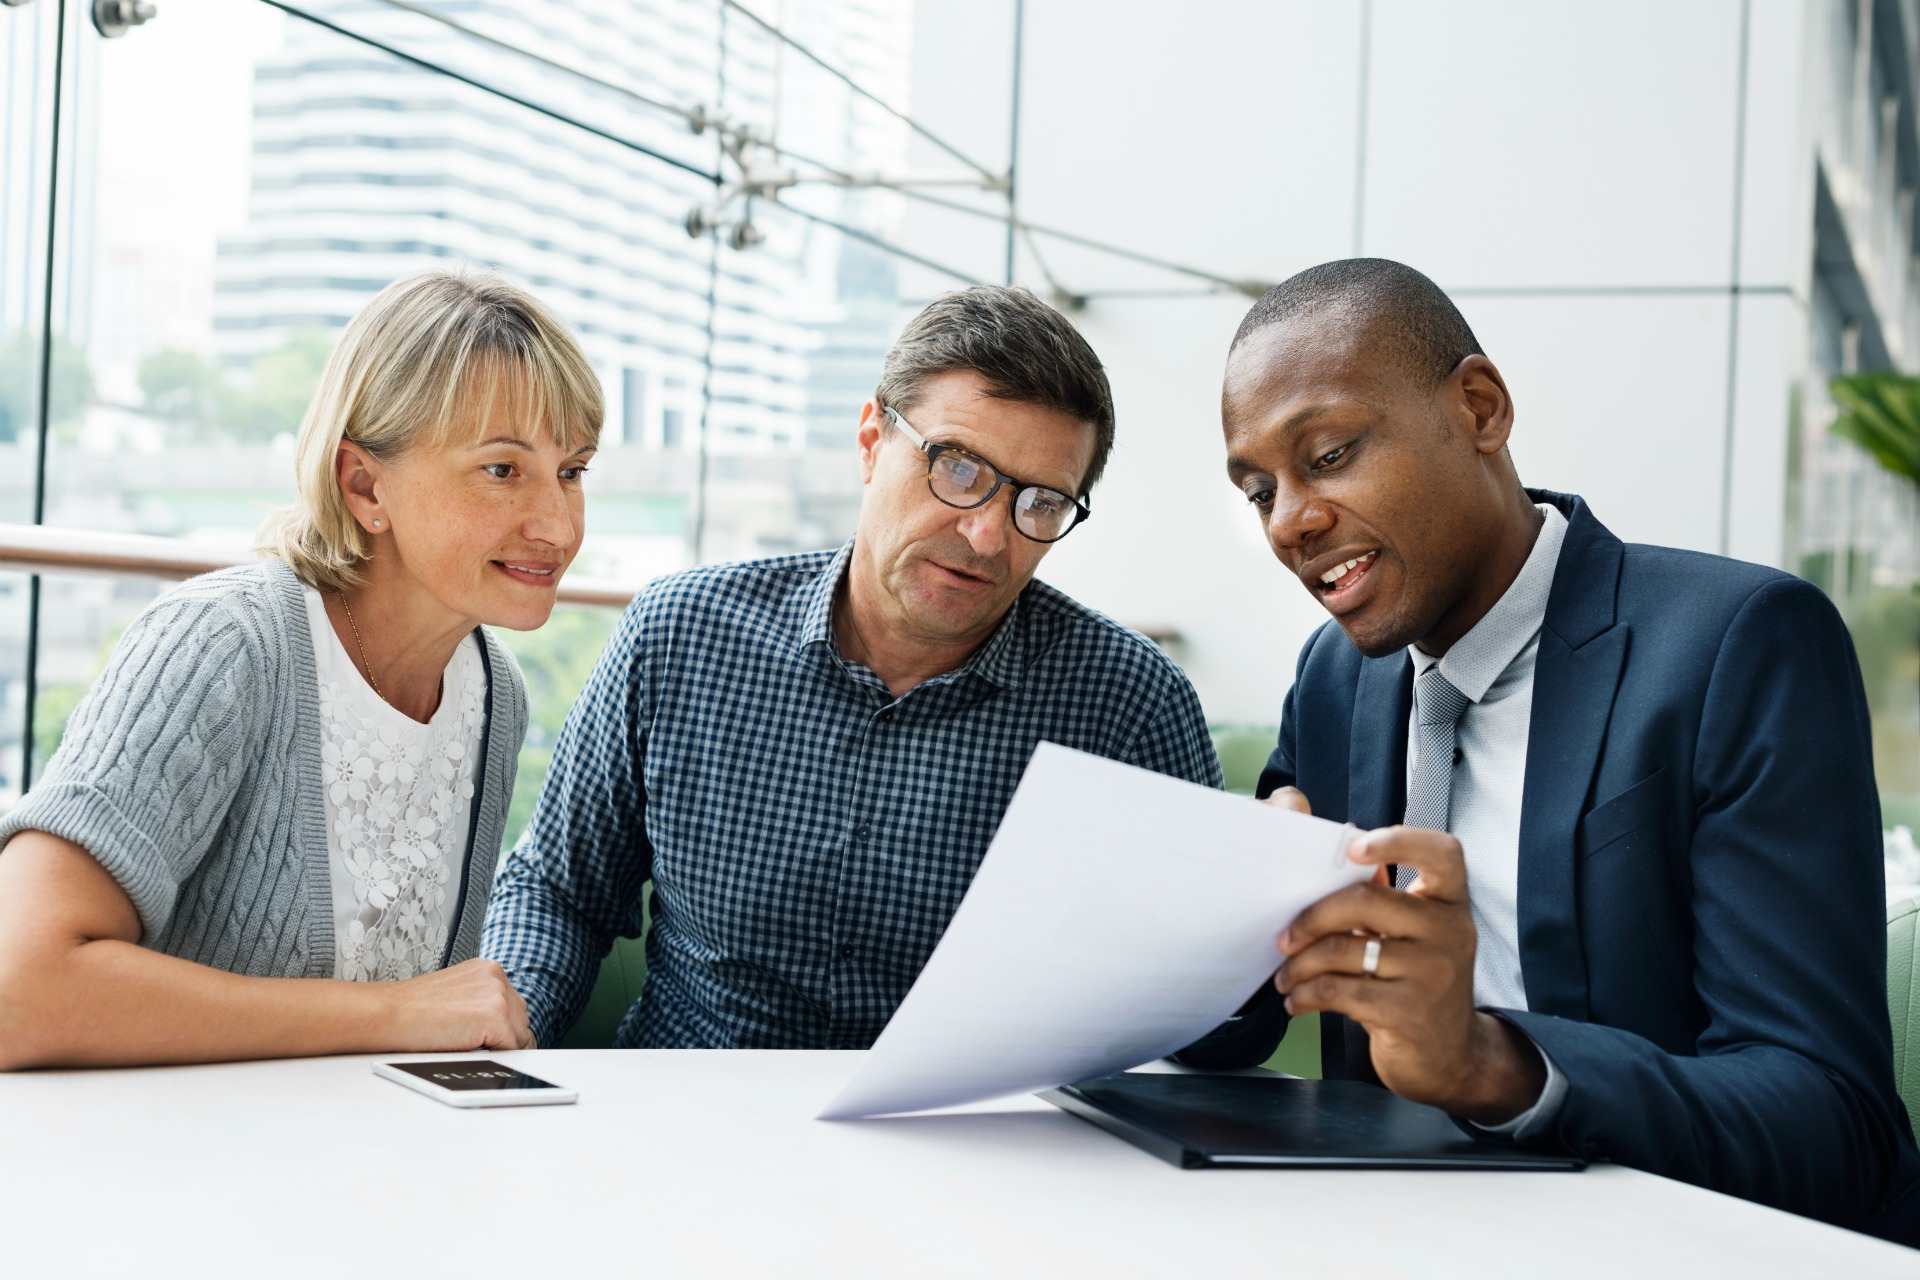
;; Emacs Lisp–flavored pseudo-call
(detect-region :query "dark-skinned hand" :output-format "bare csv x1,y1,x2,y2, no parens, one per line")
1264,786,1547,1125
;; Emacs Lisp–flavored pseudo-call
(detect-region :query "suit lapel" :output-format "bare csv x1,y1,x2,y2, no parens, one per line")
1326,648,1411,1083
1517,492,1628,1021
1349,650,1412,829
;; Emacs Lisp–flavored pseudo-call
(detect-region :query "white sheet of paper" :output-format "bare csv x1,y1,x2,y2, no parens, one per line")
818,742,1372,1120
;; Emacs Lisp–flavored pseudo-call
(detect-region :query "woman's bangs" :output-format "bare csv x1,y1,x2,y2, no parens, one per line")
437,346,599,454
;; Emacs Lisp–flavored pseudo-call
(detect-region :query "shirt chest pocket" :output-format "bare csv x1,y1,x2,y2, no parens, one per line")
1577,766,1669,863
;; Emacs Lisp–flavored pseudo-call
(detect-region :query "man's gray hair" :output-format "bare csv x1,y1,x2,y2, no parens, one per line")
875,285,1115,493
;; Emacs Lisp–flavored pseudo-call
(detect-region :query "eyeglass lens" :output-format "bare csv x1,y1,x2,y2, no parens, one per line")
927,449,1079,540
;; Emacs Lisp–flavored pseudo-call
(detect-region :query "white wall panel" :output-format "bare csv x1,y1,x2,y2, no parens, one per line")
1466,292,1732,554
1010,0,1363,289
1036,295,1326,726
1738,0,1814,287
1362,0,1743,288
904,0,1807,723
1726,292,1803,567
899,0,1017,296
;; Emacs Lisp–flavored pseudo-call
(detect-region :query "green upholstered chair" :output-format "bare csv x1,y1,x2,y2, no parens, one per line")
545,793,1334,1068
554,935,648,1048
1891,896,1920,1139
1190,726,1324,1075
554,887,653,1049
1210,725,1278,797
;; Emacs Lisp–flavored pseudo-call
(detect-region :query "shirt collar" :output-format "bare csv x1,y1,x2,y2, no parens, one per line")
796,539,853,653
963,590,1027,690
1407,503,1570,701
796,538,1029,692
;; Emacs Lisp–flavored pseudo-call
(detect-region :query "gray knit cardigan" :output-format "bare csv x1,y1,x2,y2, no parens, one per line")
0,560,527,978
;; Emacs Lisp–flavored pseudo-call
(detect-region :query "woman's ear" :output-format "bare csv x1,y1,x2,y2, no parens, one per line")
334,440,387,533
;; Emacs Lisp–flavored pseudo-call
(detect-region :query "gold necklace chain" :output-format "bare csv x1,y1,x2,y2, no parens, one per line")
338,592,387,704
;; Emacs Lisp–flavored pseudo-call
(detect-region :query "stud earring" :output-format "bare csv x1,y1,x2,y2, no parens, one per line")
372,519,382,529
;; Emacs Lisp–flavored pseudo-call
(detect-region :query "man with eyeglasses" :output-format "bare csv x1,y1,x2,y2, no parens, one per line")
482,285,1219,1050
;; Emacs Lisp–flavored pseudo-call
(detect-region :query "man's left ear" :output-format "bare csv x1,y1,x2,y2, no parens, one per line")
855,400,886,484
1452,355,1515,455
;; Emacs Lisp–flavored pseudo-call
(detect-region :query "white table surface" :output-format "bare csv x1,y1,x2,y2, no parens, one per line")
1,1048,1912,1279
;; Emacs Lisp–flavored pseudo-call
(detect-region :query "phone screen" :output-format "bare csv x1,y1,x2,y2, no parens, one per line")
385,1060,563,1093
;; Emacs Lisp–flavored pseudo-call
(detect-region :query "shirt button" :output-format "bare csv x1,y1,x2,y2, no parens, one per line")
854,823,871,841
839,944,855,959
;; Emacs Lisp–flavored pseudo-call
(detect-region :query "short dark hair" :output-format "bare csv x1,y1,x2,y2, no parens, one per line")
1230,258,1483,386
876,285,1115,493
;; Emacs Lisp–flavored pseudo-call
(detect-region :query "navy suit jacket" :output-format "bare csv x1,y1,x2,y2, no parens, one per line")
1214,491,1919,1239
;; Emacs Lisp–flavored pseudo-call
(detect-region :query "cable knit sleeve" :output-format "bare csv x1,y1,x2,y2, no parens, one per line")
0,590,267,941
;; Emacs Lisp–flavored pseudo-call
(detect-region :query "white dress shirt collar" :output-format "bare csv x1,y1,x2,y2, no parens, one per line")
1408,503,1570,697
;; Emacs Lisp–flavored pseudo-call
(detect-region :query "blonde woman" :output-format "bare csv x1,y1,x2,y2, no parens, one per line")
0,270,601,1068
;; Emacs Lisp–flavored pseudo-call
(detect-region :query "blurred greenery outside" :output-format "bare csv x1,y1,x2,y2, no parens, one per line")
0,330,93,441
0,324,342,450
1812,565,1920,822
138,330,334,444
493,606,619,850
1824,373,1920,839
34,609,620,851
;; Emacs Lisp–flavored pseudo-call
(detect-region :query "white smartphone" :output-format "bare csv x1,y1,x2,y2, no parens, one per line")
373,1059,578,1108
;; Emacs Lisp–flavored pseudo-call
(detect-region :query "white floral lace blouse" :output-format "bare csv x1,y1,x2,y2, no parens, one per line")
303,589,486,982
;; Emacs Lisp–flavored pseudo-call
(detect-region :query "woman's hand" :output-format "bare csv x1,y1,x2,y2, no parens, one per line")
0,831,537,1067
382,958,534,1051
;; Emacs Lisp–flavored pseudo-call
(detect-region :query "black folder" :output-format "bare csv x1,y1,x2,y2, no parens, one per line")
1041,1073,1587,1171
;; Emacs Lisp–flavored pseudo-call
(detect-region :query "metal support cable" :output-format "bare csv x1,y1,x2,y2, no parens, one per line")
369,0,992,200
1718,0,1752,558
766,199,981,285
862,182,1270,297
265,0,1274,308
1017,215,1271,297
371,0,701,130
256,0,723,184
1004,0,1024,284
269,0,985,306
1351,0,1371,256
720,0,999,182
344,0,1265,301
23,0,68,790
1072,287,1240,300
693,1,729,566
1018,223,1077,306
766,0,786,146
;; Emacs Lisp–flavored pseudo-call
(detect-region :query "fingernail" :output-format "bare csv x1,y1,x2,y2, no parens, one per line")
1277,927,1292,952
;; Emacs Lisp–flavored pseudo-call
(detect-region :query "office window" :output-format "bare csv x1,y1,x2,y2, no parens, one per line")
8,0,928,839
0,0,69,797
620,367,646,447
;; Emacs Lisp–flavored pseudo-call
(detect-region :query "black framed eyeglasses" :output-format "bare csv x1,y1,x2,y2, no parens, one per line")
884,406,1091,543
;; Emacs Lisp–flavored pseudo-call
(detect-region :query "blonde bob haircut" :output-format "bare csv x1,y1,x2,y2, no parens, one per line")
258,268,603,594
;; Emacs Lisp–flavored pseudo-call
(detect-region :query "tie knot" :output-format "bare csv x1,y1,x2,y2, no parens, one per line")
1416,668,1470,727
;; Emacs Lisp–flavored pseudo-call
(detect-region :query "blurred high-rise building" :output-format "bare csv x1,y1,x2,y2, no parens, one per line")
212,0,910,564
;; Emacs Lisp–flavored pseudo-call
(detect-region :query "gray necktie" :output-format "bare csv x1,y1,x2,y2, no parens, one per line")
1397,667,1470,890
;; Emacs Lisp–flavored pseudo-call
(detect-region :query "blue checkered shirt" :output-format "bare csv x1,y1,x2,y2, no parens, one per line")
482,541,1221,1048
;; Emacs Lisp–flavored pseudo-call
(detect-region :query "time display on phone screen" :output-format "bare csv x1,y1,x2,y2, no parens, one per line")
386,1061,562,1092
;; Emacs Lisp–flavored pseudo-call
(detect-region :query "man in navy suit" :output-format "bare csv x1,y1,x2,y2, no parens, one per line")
1199,257,1920,1243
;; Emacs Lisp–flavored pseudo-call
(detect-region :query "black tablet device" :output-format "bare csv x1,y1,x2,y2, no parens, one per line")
1042,1073,1586,1171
